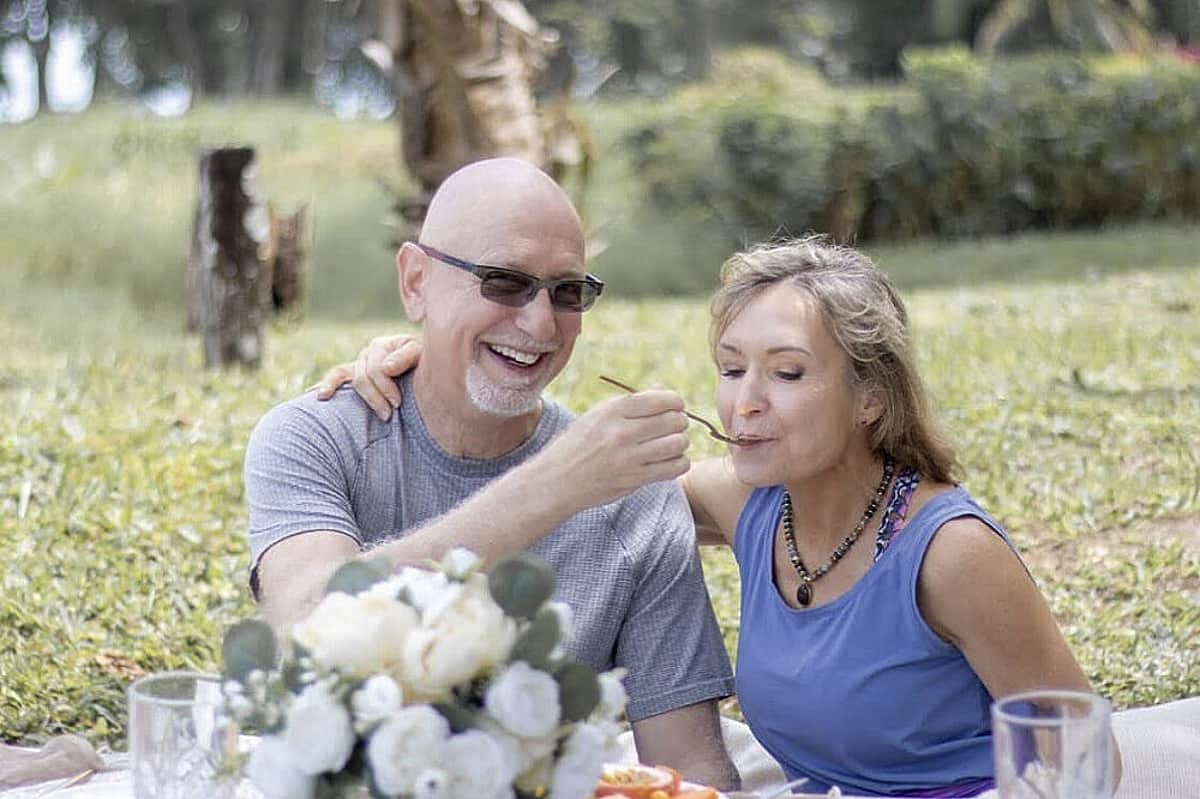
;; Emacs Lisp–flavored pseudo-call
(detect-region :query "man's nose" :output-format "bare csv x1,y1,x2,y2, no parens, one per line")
515,287,558,339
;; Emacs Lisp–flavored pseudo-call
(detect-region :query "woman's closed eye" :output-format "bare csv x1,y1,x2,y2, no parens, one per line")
718,367,745,379
776,370,805,381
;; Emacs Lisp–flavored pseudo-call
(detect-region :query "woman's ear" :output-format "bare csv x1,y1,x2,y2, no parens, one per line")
858,386,885,427
397,242,427,322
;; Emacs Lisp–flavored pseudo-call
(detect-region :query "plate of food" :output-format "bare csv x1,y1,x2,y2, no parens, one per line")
594,764,725,799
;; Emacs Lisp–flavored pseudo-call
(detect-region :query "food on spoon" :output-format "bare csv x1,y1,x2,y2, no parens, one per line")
594,765,682,799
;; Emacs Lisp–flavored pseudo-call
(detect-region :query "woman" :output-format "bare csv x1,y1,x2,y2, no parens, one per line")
317,236,1118,797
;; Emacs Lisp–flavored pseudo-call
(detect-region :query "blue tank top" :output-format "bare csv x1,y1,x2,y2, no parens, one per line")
734,485,1009,797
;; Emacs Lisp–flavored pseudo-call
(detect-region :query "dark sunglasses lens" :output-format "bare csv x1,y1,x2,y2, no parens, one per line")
551,282,595,312
478,270,598,312
479,272,535,306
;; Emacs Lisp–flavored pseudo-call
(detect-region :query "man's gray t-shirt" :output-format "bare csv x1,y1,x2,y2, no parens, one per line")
244,375,734,722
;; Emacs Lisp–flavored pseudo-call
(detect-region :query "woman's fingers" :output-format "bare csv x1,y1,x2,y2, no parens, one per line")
312,363,354,399
352,336,423,419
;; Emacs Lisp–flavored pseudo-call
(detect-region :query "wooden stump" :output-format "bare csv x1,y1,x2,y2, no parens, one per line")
187,147,266,369
260,204,307,316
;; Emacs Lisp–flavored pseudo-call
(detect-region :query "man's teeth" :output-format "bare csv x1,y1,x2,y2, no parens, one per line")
490,344,541,366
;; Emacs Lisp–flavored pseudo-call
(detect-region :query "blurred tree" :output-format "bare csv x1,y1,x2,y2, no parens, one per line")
1149,0,1200,44
976,0,1159,53
368,0,590,229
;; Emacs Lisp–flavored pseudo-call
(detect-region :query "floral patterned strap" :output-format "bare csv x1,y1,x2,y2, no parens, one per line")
872,466,921,562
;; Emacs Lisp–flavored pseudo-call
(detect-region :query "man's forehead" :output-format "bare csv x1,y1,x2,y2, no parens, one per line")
470,234,587,275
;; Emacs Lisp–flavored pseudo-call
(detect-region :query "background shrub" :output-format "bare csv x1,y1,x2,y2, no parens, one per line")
626,47,1200,247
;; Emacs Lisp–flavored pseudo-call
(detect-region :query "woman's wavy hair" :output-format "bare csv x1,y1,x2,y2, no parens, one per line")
709,235,959,483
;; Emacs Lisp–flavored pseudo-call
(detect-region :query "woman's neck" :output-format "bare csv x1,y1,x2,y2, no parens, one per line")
783,450,888,552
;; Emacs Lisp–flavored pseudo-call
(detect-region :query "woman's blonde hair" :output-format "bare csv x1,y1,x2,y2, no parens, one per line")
710,235,959,483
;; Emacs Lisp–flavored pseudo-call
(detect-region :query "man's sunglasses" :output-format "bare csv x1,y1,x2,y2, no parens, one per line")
416,243,604,313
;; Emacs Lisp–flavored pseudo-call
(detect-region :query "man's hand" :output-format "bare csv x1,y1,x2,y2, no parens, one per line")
528,390,692,510
314,335,421,420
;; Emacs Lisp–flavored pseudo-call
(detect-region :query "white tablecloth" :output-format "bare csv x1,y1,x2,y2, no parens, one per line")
5,698,1198,799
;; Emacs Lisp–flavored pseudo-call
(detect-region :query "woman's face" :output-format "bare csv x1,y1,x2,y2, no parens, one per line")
715,282,872,487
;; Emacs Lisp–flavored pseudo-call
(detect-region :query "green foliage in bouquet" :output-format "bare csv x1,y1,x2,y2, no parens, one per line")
220,550,627,799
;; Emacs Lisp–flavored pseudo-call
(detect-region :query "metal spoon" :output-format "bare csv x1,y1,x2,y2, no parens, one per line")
598,375,738,444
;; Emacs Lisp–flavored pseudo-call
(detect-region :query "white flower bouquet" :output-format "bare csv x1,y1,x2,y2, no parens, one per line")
221,549,628,799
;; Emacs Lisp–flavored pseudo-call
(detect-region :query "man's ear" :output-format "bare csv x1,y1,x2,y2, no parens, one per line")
397,242,427,322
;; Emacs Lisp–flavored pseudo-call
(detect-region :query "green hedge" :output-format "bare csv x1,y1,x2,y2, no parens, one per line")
625,47,1200,245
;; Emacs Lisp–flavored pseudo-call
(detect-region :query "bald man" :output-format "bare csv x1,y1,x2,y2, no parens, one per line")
243,159,740,788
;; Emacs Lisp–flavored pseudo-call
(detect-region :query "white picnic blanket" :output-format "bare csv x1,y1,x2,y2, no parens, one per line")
614,697,1200,799
5,697,1197,798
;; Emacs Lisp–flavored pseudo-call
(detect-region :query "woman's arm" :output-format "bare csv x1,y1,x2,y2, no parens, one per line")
680,457,752,547
918,517,1123,786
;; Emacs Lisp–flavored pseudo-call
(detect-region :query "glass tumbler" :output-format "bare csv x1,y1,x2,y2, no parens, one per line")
992,689,1115,799
127,670,237,799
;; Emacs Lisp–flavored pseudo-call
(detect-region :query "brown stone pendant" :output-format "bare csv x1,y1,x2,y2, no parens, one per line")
796,582,813,607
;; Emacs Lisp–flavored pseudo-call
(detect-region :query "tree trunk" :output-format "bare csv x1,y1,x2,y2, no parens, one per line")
32,34,50,113
251,0,291,95
678,0,712,80
260,205,307,315
188,148,267,370
610,18,646,88
385,0,559,230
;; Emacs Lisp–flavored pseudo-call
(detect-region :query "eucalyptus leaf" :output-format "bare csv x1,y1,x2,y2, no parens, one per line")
555,662,601,723
325,556,393,596
488,553,556,620
222,620,277,683
510,607,562,670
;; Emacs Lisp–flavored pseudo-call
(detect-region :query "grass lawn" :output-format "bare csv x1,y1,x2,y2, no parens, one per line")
1,102,1197,748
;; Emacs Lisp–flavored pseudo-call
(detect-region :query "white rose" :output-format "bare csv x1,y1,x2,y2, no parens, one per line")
414,767,450,799
547,601,574,644
515,753,555,796
403,582,517,701
475,715,557,775
549,723,608,799
484,661,561,739
443,730,517,799
292,590,419,679
367,705,450,797
594,671,628,721
394,566,463,621
245,735,316,799
284,683,355,775
441,547,482,578
351,674,403,727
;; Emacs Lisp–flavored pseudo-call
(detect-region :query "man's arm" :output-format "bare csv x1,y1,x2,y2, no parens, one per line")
251,389,692,625
632,701,741,791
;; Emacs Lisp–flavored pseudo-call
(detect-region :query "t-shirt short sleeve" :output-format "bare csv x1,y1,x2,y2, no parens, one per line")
243,398,364,576
612,483,734,721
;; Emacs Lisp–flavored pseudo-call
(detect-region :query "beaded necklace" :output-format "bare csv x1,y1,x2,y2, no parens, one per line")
781,457,895,607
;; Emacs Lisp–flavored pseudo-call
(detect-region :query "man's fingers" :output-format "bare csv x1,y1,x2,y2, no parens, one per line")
633,432,692,467
615,389,687,417
641,453,691,483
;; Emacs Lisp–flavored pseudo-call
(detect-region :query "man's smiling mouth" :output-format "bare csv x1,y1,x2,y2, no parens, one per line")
488,343,545,367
